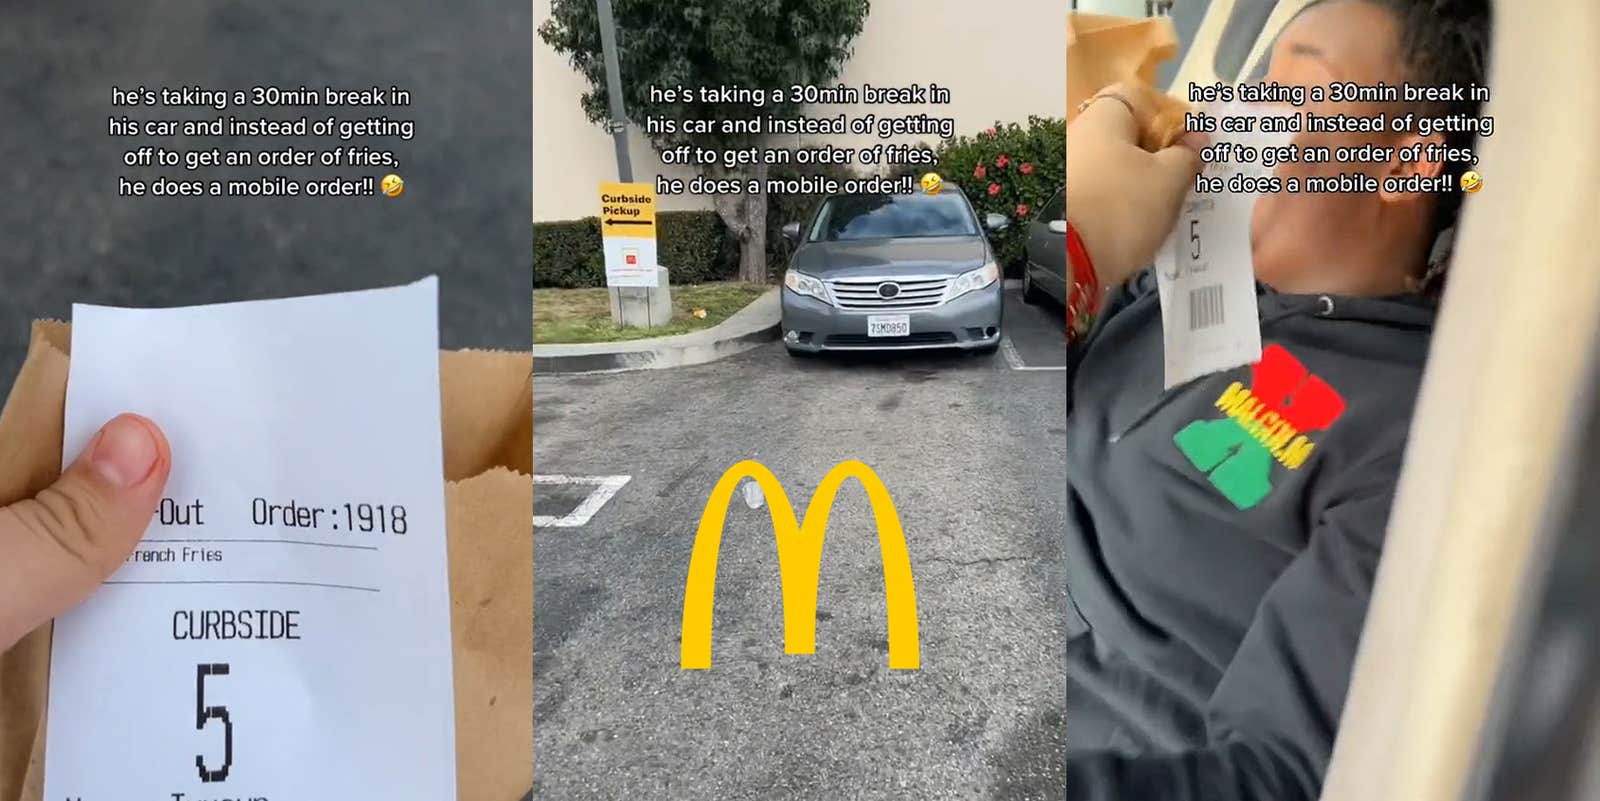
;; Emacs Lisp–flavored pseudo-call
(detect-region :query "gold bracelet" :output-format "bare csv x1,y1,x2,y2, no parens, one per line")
1076,91,1137,120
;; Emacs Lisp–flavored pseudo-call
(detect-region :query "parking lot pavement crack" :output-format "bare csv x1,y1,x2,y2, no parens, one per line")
924,554,1035,568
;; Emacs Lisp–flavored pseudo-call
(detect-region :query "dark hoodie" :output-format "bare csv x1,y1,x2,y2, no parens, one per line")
1062,268,1435,800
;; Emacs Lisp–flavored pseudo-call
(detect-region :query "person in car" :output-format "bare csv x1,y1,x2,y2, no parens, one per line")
1061,1,1492,798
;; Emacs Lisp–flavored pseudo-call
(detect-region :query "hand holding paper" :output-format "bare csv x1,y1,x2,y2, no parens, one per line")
1066,82,1205,292
0,413,171,651
43,278,458,800
0,285,532,800
1153,101,1299,389
1064,12,1208,293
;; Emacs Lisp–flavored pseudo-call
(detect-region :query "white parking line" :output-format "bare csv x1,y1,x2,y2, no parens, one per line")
533,475,632,527
1001,337,1068,372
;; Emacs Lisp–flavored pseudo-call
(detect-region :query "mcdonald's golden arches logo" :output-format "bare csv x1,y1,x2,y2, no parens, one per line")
680,460,921,670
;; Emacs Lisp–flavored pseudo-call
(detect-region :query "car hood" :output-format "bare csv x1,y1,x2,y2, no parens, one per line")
790,236,989,280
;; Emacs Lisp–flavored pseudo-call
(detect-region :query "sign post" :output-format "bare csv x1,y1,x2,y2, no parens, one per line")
592,0,667,327
599,181,670,327
595,0,633,183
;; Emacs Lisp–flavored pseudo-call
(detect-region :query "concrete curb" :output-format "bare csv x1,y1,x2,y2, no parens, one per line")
533,288,782,374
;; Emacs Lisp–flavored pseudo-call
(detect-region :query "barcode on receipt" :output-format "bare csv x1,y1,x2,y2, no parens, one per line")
1188,284,1224,330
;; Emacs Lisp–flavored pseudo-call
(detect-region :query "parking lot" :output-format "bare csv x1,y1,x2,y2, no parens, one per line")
533,288,1069,800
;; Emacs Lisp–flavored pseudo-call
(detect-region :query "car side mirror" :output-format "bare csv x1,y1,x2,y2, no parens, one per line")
1047,219,1068,235
984,213,1010,232
781,222,802,242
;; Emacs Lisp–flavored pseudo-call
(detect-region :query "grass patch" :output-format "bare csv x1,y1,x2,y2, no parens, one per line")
534,281,769,344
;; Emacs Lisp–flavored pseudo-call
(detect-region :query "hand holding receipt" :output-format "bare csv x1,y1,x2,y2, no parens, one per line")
1154,101,1297,389
43,278,458,800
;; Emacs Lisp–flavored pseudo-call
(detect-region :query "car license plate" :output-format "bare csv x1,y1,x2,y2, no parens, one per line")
867,315,910,337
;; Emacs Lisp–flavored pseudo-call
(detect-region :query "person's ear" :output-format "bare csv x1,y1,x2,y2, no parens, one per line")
1379,131,1446,203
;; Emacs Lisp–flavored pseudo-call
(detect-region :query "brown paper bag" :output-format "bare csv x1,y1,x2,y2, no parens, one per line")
0,321,531,801
1066,12,1189,151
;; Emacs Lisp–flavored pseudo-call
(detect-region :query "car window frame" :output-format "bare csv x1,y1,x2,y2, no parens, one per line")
1213,0,1280,85
1034,188,1066,225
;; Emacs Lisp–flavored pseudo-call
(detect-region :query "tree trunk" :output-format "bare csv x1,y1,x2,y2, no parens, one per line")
740,162,770,283
712,163,771,284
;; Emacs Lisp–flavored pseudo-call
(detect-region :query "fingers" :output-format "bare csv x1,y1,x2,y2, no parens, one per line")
1153,139,1205,186
1143,107,1193,152
0,414,171,651
1075,83,1198,155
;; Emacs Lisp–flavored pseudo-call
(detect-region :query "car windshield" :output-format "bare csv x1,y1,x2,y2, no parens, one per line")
807,193,979,241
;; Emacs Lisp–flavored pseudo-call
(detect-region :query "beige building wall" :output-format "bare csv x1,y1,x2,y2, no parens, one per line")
533,0,1067,221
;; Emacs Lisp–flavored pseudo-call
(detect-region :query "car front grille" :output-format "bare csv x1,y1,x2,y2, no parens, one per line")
826,277,949,310
824,332,958,347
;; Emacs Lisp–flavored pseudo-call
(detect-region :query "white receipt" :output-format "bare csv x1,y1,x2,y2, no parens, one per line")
45,278,457,800
1154,101,1296,389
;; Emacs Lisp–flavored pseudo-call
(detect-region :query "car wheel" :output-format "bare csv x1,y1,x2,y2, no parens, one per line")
1021,267,1044,305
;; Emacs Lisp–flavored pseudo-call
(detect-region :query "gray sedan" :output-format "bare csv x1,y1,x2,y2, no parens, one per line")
1021,187,1069,307
779,190,1008,356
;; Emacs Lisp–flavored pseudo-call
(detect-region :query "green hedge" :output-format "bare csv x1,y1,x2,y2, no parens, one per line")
532,210,734,288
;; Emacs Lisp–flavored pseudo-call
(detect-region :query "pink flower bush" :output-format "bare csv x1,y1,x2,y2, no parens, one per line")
933,116,1064,267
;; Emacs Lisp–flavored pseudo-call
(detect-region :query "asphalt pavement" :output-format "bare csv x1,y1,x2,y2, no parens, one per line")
0,0,531,383
533,289,1071,800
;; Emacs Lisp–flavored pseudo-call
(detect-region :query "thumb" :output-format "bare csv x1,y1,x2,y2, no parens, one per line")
0,414,170,651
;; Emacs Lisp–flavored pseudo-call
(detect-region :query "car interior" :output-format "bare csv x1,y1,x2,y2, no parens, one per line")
1094,1,1600,799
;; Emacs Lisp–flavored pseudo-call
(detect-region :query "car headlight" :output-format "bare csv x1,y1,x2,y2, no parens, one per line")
946,261,1000,301
784,270,830,304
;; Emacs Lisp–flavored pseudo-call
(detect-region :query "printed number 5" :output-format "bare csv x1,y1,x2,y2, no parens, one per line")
1189,220,1201,260
196,663,233,782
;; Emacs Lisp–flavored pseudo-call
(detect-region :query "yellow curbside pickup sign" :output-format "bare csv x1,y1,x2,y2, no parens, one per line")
598,181,656,239
597,181,658,287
